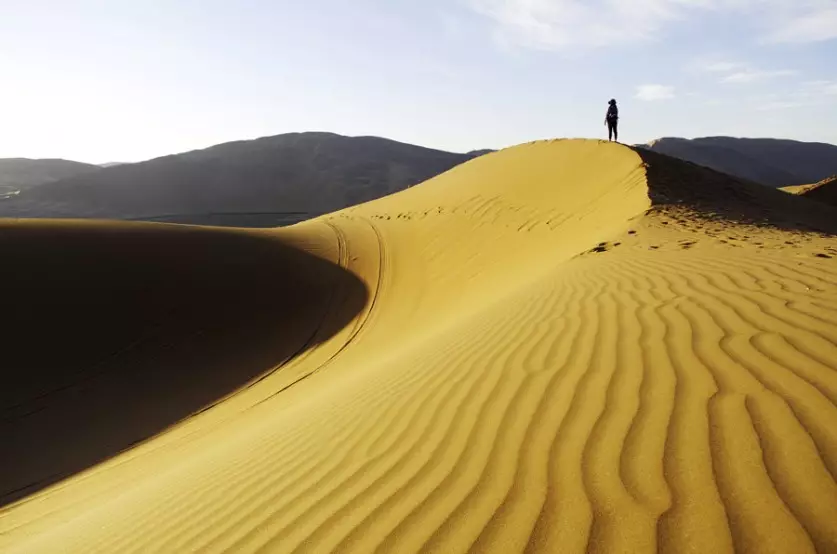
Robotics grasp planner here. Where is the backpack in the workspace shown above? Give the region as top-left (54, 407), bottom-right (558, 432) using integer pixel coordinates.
top-left (607, 104), bottom-right (619, 121)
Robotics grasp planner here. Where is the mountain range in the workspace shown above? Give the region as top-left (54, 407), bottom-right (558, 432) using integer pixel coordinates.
top-left (0, 159), bottom-right (99, 199)
top-left (0, 133), bottom-right (478, 227)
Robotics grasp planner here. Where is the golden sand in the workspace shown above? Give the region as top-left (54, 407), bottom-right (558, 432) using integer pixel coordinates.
top-left (2, 140), bottom-right (836, 553)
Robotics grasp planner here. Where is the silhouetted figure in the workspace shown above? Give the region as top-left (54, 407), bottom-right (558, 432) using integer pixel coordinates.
top-left (605, 99), bottom-right (619, 142)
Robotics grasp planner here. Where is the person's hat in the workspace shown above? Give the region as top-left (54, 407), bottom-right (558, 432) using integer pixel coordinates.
top-left (609, 98), bottom-right (617, 104)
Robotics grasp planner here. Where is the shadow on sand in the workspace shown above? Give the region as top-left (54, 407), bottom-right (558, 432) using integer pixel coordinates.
top-left (0, 221), bottom-right (368, 507)
top-left (635, 147), bottom-right (837, 236)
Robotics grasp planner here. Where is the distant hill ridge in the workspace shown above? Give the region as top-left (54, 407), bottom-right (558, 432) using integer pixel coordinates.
top-left (0, 132), bottom-right (481, 226)
top-left (640, 136), bottom-right (837, 188)
top-left (0, 158), bottom-right (99, 194)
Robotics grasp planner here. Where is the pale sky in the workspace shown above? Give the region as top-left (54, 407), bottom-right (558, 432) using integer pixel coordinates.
top-left (1, 0), bottom-right (836, 163)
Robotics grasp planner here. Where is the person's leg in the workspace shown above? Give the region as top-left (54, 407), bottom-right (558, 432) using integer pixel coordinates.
top-left (614, 121), bottom-right (618, 142)
top-left (607, 121), bottom-right (614, 141)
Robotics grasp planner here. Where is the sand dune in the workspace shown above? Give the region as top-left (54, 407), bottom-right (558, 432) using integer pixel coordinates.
top-left (782, 176), bottom-right (837, 208)
top-left (2, 140), bottom-right (836, 553)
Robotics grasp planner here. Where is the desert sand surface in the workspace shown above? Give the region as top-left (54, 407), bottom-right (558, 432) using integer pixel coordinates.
top-left (2, 139), bottom-right (836, 553)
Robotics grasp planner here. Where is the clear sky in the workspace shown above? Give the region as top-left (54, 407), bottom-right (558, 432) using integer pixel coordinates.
top-left (1, 0), bottom-right (835, 163)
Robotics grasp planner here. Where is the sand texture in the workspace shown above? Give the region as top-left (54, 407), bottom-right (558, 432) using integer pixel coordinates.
top-left (2, 140), bottom-right (836, 553)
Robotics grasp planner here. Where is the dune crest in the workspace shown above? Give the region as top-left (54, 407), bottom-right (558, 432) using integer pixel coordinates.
top-left (2, 140), bottom-right (836, 553)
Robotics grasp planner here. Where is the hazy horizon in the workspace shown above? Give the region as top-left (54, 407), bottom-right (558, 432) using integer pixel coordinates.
top-left (2, 1), bottom-right (836, 164)
top-left (6, 131), bottom-right (837, 168)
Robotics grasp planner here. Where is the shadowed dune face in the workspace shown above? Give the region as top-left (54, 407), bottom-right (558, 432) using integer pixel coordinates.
top-left (782, 176), bottom-right (837, 208)
top-left (0, 221), bottom-right (368, 507)
top-left (635, 148), bottom-right (837, 235)
top-left (642, 137), bottom-right (837, 188)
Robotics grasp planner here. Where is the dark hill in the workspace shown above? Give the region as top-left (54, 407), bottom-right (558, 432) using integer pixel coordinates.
top-left (0, 133), bottom-right (478, 226)
top-left (0, 158), bottom-right (99, 199)
top-left (782, 176), bottom-right (837, 208)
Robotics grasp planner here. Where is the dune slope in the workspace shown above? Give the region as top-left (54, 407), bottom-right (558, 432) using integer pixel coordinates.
top-left (2, 140), bottom-right (836, 553)
top-left (782, 176), bottom-right (837, 208)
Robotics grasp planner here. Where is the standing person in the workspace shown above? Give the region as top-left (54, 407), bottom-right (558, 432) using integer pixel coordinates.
top-left (605, 99), bottom-right (619, 142)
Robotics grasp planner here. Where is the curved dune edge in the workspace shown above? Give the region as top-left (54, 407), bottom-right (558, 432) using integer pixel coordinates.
top-left (2, 140), bottom-right (837, 553)
top-left (0, 221), bottom-right (370, 508)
